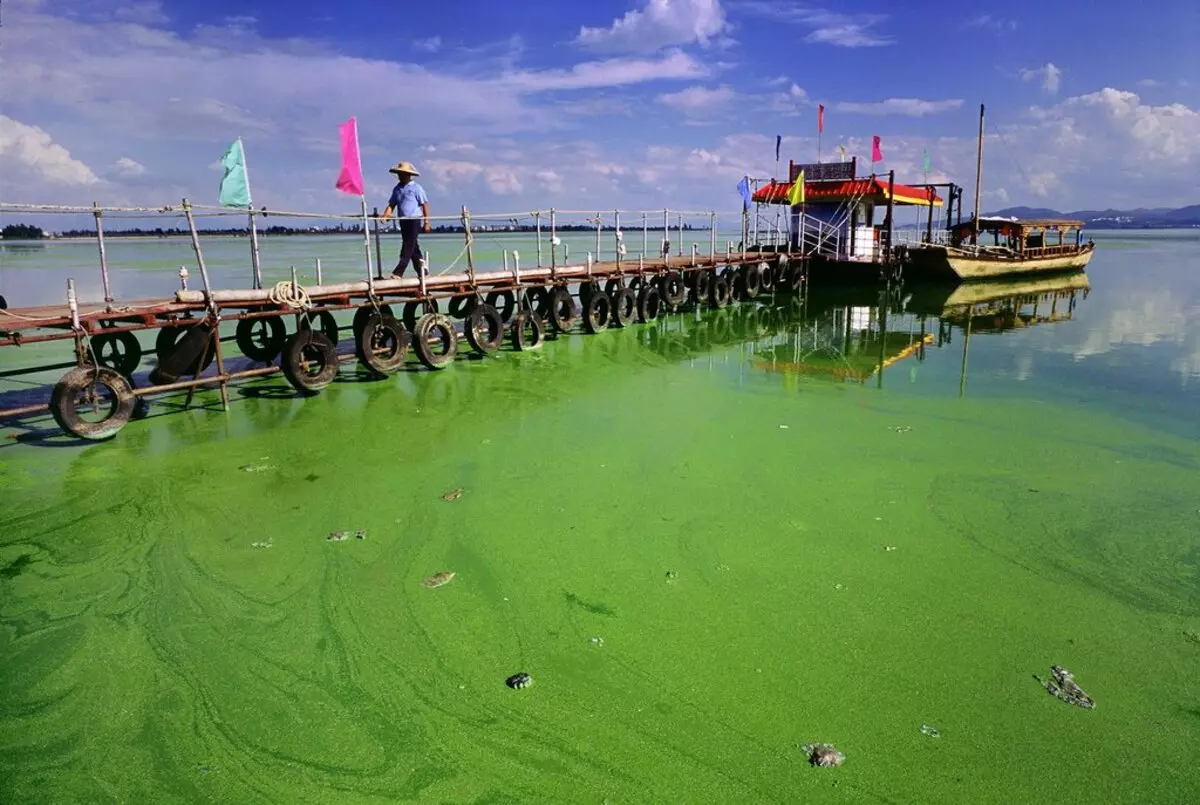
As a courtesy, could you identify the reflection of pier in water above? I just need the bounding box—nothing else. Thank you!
[747,271,1090,395]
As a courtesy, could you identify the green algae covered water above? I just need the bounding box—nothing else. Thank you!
[1,231,1199,803]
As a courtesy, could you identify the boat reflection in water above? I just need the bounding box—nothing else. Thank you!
[737,271,1090,396]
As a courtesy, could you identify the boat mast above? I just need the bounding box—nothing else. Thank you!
[972,103,984,245]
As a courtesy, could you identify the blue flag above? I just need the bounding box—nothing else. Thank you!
[218,138,252,208]
[737,176,752,210]
[922,149,932,176]
[775,135,782,162]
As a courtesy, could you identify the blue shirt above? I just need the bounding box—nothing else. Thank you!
[388,181,428,218]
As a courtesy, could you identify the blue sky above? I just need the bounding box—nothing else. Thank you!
[1,0,1198,222]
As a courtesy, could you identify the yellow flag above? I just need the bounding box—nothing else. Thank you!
[787,169,805,206]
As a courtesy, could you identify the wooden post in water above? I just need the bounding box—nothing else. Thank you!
[972,103,985,245]
[92,202,113,304]
[958,313,973,398]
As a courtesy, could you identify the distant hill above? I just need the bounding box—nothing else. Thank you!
[986,205,1200,228]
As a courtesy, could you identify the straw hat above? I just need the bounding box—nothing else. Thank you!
[388,161,420,176]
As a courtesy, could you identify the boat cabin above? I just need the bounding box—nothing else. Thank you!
[750,158,946,262]
[951,217,1089,256]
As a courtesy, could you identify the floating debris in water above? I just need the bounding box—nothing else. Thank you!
[779,424,790,429]
[441,488,464,502]
[506,672,533,690]
[1035,665,1095,709]
[305,473,320,482]
[421,571,456,588]
[834,583,845,591]
[327,531,348,541]
[239,463,275,473]
[589,636,605,647]
[198,764,219,775]
[888,425,912,433]
[884,545,898,552]
[665,570,678,583]
[802,743,845,767]
[250,541,273,549]
[920,723,940,738]
[1184,629,1200,646]
[354,529,366,540]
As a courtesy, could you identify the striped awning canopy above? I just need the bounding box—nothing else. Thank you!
[752,177,943,208]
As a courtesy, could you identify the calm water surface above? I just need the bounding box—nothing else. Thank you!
[0,230,1198,803]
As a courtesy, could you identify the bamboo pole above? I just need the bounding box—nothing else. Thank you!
[92,202,113,304]
[372,208,383,280]
[972,103,985,245]
[248,209,263,290]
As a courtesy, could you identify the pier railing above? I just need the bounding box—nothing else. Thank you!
[1,200,789,307]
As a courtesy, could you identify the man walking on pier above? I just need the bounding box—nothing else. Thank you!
[381,161,431,277]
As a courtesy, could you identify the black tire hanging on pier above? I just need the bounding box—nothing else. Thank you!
[636,284,662,322]
[403,299,440,334]
[299,309,340,346]
[50,366,137,441]
[660,271,687,307]
[511,311,545,351]
[611,288,636,328]
[353,304,394,341]
[603,278,624,299]
[579,282,599,305]
[356,313,410,376]
[582,290,612,334]
[412,313,458,370]
[235,315,286,362]
[756,261,774,293]
[90,331,142,377]
[280,330,339,393]
[485,290,517,324]
[526,286,551,319]
[548,286,577,333]
[740,264,762,299]
[709,275,731,309]
[691,271,712,305]
[150,322,215,385]
[465,304,504,355]
[0,294,7,310]
[448,294,477,319]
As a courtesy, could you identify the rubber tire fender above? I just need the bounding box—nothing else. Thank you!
[90,330,143,376]
[356,313,410,375]
[280,330,339,393]
[50,366,136,441]
[636,284,662,322]
[235,315,286,362]
[709,275,731,309]
[603,278,624,299]
[299,309,340,346]
[404,299,440,334]
[526,286,551,318]
[691,271,712,305]
[485,289,517,324]
[582,290,612,334]
[412,313,458,370]
[465,304,504,355]
[547,286,577,333]
[756,261,775,293]
[511,311,545,351]
[740,264,761,300]
[661,271,687,307]
[352,304,394,341]
[151,322,215,384]
[448,294,477,319]
[611,288,636,328]
[709,310,732,343]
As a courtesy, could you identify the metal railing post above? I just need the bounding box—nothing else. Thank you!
[462,205,476,285]
[92,202,113,304]
[535,211,542,268]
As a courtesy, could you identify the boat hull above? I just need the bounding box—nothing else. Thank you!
[905,244,1095,281]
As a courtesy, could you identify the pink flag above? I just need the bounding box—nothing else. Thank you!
[871,135,883,163]
[336,117,365,196]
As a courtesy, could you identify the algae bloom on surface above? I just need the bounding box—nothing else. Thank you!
[420,571,456,588]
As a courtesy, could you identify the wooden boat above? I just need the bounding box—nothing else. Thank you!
[904,103,1095,281]
[902,270,1091,320]
[904,217,1095,280]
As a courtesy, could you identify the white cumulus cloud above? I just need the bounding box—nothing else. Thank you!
[576,0,729,53]
[1021,63,1063,94]
[0,115,100,186]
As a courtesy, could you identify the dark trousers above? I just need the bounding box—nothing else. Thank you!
[393,218,424,276]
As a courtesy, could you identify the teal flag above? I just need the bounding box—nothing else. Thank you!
[218,138,252,208]
[922,149,932,176]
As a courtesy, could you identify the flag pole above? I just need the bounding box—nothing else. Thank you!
[237,137,264,290]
